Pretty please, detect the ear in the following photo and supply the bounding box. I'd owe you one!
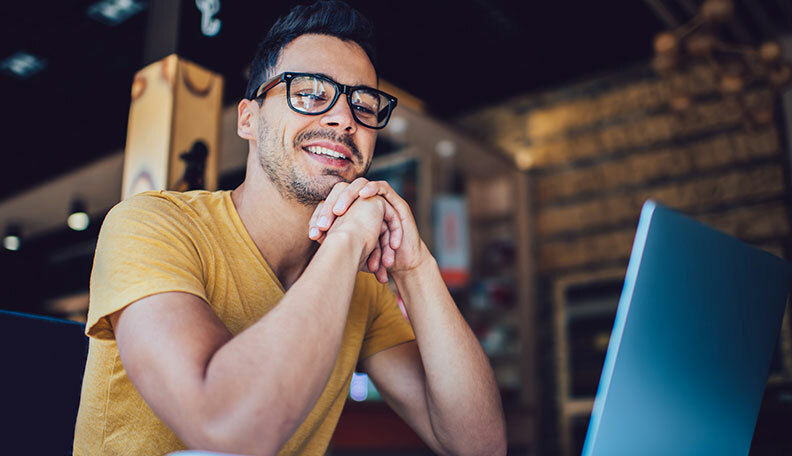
[237,99,257,141]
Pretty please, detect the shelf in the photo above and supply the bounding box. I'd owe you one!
[563,398,595,416]
[469,212,514,226]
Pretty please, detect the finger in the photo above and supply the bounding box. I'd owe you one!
[373,237,389,283]
[361,181,414,223]
[381,198,403,250]
[332,177,370,216]
[316,182,349,231]
[369,222,388,272]
[367,244,382,273]
[359,180,380,198]
[309,202,324,240]
[380,228,395,269]
[375,262,389,283]
[374,242,388,283]
[360,182,409,249]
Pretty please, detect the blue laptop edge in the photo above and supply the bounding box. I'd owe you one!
[582,201,658,454]
[581,200,792,455]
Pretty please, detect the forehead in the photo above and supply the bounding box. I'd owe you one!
[274,34,377,88]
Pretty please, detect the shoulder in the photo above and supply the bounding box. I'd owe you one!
[113,190,222,215]
[105,190,226,228]
[97,191,229,257]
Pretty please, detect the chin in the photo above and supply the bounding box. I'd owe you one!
[319,171,354,186]
[286,175,343,205]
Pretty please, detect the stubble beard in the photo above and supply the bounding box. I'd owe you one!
[256,120,352,206]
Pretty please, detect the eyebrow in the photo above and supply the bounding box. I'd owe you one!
[315,72,375,90]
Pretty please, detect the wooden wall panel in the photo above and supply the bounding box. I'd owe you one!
[536,129,779,202]
[537,165,785,238]
[524,66,719,141]
[538,202,790,272]
[519,92,773,170]
[459,64,788,273]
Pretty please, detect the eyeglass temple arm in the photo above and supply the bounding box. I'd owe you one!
[254,73,287,98]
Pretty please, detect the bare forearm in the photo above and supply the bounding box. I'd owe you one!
[393,253,507,455]
[197,232,362,452]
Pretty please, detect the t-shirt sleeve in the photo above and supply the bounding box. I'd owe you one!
[85,192,209,340]
[359,279,416,360]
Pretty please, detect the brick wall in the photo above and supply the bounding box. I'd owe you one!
[459,64,790,275]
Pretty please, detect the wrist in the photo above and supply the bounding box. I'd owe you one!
[391,242,436,282]
[323,229,367,264]
[324,229,363,250]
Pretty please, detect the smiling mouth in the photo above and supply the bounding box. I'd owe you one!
[303,145,351,161]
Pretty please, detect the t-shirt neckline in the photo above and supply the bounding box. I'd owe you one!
[222,190,286,293]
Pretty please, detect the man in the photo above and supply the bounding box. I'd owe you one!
[73,1,506,455]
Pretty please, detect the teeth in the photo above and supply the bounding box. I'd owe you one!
[306,146,346,160]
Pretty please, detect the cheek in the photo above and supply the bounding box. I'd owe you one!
[262,104,304,148]
[286,117,318,148]
[280,123,302,151]
[359,133,377,158]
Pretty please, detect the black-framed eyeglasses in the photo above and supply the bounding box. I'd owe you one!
[251,72,398,129]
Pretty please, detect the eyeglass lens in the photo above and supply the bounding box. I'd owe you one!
[289,75,390,128]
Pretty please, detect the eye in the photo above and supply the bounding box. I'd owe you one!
[351,90,380,116]
[296,92,327,101]
[353,103,375,115]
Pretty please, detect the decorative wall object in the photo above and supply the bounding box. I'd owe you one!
[122,54,223,199]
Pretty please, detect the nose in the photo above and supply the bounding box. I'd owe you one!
[320,94,357,134]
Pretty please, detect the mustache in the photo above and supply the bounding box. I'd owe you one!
[294,129,363,163]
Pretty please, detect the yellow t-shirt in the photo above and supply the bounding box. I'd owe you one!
[73,190,415,455]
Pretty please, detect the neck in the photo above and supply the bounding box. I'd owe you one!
[231,175,319,289]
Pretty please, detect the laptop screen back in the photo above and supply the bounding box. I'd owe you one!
[582,201,792,456]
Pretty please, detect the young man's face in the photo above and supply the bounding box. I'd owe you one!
[251,34,379,205]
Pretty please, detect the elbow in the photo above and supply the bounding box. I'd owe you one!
[453,438,507,456]
[438,423,507,456]
[191,419,280,456]
[183,405,294,456]
[454,437,507,456]
[486,421,508,456]
[489,434,508,456]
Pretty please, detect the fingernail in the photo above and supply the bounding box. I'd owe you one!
[309,227,319,238]
[333,202,344,213]
[318,216,328,228]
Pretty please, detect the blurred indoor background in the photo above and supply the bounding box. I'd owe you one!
[2,0,792,454]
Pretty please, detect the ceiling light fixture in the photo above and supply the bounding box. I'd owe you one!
[651,0,792,127]
[87,0,146,26]
[436,140,457,158]
[3,225,21,251]
[68,200,90,232]
[388,116,408,135]
[0,52,46,79]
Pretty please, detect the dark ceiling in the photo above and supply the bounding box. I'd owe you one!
[0,0,669,203]
[3,1,791,202]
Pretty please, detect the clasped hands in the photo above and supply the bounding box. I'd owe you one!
[308,178,426,283]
